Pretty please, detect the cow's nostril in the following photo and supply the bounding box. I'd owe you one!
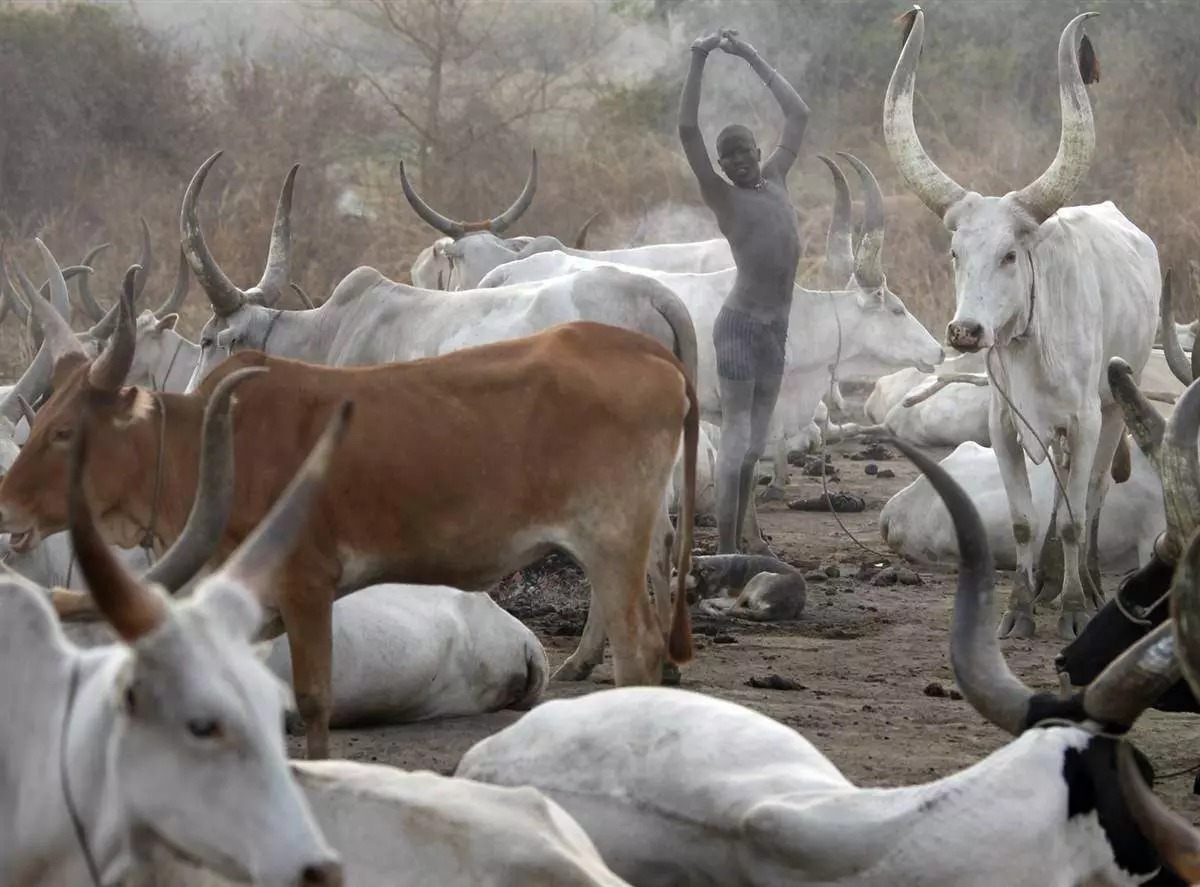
[1053,653,1068,673]
[300,862,344,887]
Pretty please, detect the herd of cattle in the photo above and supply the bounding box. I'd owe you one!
[6,7,1200,886]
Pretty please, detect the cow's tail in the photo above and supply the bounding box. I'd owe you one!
[648,282,699,526]
[668,374,698,666]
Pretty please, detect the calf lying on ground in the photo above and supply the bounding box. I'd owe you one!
[0,272,697,759]
[261,584,548,729]
[129,760,634,887]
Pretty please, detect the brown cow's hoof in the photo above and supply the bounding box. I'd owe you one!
[661,661,682,686]
[552,659,595,682]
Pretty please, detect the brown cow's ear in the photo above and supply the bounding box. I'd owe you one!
[50,352,89,390]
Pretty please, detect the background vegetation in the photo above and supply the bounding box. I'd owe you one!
[0,0,1197,370]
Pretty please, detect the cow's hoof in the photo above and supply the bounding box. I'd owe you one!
[661,661,682,686]
[996,609,1036,639]
[1057,609,1090,641]
[552,659,595,682]
[283,710,306,737]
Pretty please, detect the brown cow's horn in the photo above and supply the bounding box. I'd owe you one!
[87,266,137,391]
[399,161,465,239]
[181,150,248,317]
[144,367,268,593]
[817,155,854,288]
[1011,13,1098,223]
[67,398,166,642]
[220,401,353,598]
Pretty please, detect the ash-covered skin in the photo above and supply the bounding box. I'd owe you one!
[678,28,809,554]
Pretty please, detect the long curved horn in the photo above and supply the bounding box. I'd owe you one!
[1171,523,1200,703]
[399,160,466,239]
[289,282,315,310]
[218,400,353,597]
[1116,742,1200,882]
[1011,13,1099,223]
[838,151,887,289]
[12,255,86,363]
[143,367,268,593]
[573,210,603,250]
[76,242,111,321]
[882,7,968,220]
[132,217,152,305]
[1158,376,1200,559]
[1160,269,1192,385]
[87,266,137,391]
[181,150,247,317]
[890,436,1034,735]
[1,248,27,324]
[153,246,191,319]
[1109,358,1165,466]
[246,164,297,307]
[487,149,538,234]
[1080,618,1178,725]
[67,393,166,642]
[817,154,854,288]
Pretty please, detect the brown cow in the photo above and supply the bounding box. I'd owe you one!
[0,269,698,759]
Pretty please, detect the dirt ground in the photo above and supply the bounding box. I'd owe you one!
[280,387,1200,822]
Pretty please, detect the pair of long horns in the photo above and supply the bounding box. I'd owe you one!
[818,152,887,290]
[75,219,152,325]
[68,366,353,641]
[182,150,296,318]
[400,150,537,240]
[883,7,1097,224]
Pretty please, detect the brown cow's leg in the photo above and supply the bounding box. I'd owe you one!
[279,579,335,760]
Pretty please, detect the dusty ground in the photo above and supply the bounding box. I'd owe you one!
[276,388,1194,821]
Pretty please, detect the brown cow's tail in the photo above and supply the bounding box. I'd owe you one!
[668,375,698,666]
[648,281,699,521]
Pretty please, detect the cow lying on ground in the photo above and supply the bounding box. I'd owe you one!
[686,553,807,621]
[456,435,1200,887]
[0,270,697,760]
[130,759,634,887]
[262,584,548,729]
[879,439,1164,572]
[0,350,346,887]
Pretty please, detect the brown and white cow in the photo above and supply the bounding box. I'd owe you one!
[0,270,698,759]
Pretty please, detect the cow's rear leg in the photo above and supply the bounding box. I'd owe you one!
[991,404,1038,639]
[1078,406,1124,615]
[278,576,336,760]
[552,588,607,682]
[1055,412,1104,640]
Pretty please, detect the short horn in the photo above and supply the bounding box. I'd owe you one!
[289,281,315,310]
[15,394,36,430]
[487,149,538,235]
[219,400,353,598]
[1116,742,1200,882]
[87,265,137,391]
[1159,269,1192,385]
[1011,13,1099,223]
[76,242,111,321]
[882,7,969,220]
[67,395,166,642]
[180,150,247,317]
[247,164,297,307]
[838,151,887,289]
[817,154,854,288]
[399,160,465,239]
[132,217,152,305]
[143,367,268,593]
[153,246,192,319]
[891,435,1033,735]
[572,210,603,250]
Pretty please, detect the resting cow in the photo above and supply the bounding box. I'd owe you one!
[457,435,1200,887]
[0,272,698,760]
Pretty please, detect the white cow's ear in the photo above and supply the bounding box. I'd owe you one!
[1027,215,1062,248]
[192,580,264,641]
[154,313,179,332]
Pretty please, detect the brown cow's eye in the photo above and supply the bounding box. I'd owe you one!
[53,427,71,442]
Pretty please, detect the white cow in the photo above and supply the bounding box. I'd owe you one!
[262,584,548,729]
[0,370,346,887]
[476,155,943,549]
[879,440,1164,571]
[456,442,1191,887]
[885,10,1160,640]
[131,760,633,887]
[401,150,734,290]
[669,420,719,517]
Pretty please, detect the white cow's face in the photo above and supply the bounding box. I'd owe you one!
[119,591,340,886]
[186,304,276,393]
[945,194,1048,354]
[128,310,184,391]
[852,286,944,377]
[430,233,537,291]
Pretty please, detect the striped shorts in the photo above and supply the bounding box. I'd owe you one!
[713,304,789,382]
